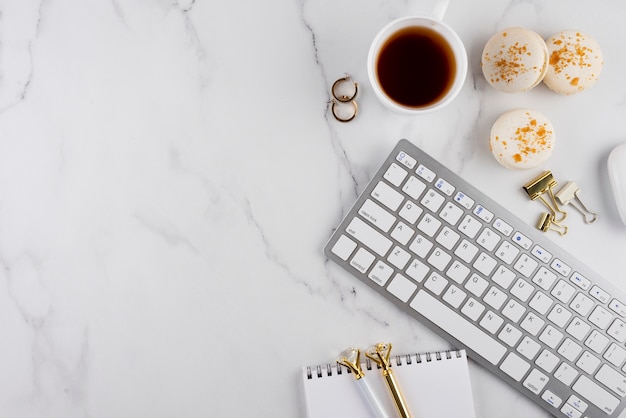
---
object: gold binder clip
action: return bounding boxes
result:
[523,171,568,223]
[537,213,569,235]
[366,342,413,418]
[555,181,598,224]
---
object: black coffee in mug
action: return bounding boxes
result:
[376,26,456,108]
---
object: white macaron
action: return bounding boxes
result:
[482,27,549,93]
[490,109,556,170]
[543,30,603,95]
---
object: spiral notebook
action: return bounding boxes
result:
[301,349,476,418]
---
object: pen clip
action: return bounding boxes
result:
[523,171,568,223]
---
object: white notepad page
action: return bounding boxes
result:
[301,349,476,418]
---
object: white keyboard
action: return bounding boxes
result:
[324,139,626,418]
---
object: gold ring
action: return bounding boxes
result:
[331,99,358,123]
[331,75,358,102]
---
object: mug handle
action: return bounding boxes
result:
[431,0,449,20]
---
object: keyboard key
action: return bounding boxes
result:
[424,272,448,296]
[473,252,497,276]
[390,221,415,245]
[350,248,375,273]
[387,246,411,269]
[585,329,610,354]
[551,280,576,303]
[396,150,416,169]
[402,176,427,200]
[368,260,394,286]
[604,343,626,367]
[609,299,626,317]
[473,204,494,223]
[435,226,460,250]
[421,189,445,212]
[416,164,435,182]
[500,352,530,381]
[445,260,470,284]
[566,394,588,413]
[531,244,552,263]
[454,191,474,209]
[589,306,612,329]
[406,259,429,283]
[529,292,553,315]
[492,266,516,289]
[410,290,507,365]
[427,248,452,271]
[454,239,479,263]
[531,267,557,291]
[461,297,485,321]
[590,285,610,304]
[512,231,532,250]
[566,317,592,341]
[558,338,582,362]
[442,285,467,309]
[596,364,626,397]
[523,368,549,394]
[514,255,539,278]
[498,323,523,347]
[542,390,562,408]
[483,286,507,310]
[383,163,408,187]
[435,177,455,196]
[476,227,500,251]
[502,298,526,323]
[494,241,519,265]
[511,278,535,302]
[493,218,513,236]
[346,217,392,256]
[517,336,542,360]
[521,312,545,336]
[539,325,563,349]
[607,318,626,343]
[560,404,582,418]
[387,274,417,303]
[535,349,560,373]
[551,258,572,277]
[479,310,504,334]
[398,200,423,224]
[359,199,396,232]
[458,214,482,239]
[576,351,601,374]
[371,181,404,211]
[417,213,442,237]
[331,235,356,260]
[547,304,572,328]
[570,293,594,316]
[572,375,620,414]
[439,202,464,225]
[408,234,433,258]
[555,362,578,385]
[465,273,489,297]
[570,271,591,290]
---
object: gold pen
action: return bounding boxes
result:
[365,342,412,418]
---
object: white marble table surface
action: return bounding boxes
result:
[2,0,626,417]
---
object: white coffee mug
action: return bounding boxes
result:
[367,2,467,114]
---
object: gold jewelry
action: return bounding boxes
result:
[331,74,359,102]
[331,99,358,123]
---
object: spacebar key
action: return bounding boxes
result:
[410,290,507,365]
